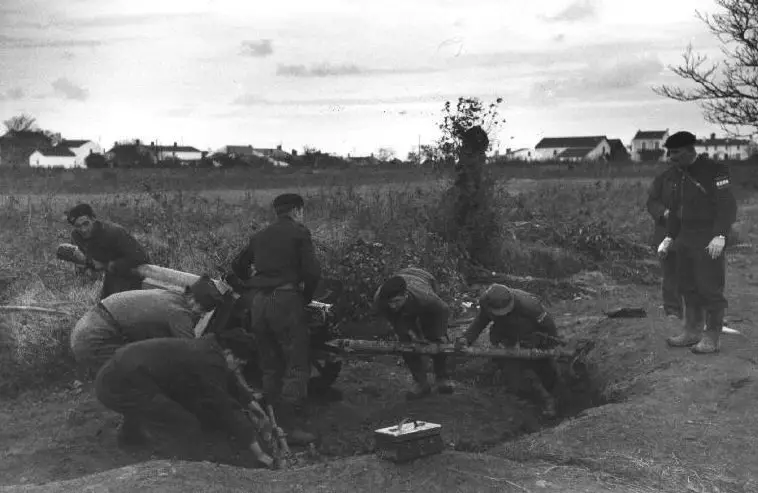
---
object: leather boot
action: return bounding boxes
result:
[666,300,703,347]
[691,308,722,354]
[275,401,316,445]
[404,357,432,400]
[432,354,454,394]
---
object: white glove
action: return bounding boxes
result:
[706,236,726,259]
[657,237,673,258]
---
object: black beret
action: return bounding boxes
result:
[67,203,95,224]
[663,131,697,149]
[378,276,407,300]
[461,125,489,153]
[188,274,224,311]
[273,193,305,215]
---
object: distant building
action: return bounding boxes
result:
[533,136,611,162]
[502,148,533,161]
[29,145,80,168]
[695,133,752,161]
[630,130,669,162]
[0,130,53,168]
[59,139,102,167]
[347,153,380,166]
[149,142,203,162]
[607,139,631,162]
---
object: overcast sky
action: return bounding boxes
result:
[0,0,727,157]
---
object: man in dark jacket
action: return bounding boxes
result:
[647,162,684,318]
[70,275,224,373]
[373,267,454,399]
[95,331,274,468]
[658,131,738,354]
[68,203,150,300]
[455,284,563,417]
[229,193,321,445]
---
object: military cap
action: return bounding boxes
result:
[67,203,95,224]
[188,274,224,311]
[272,193,305,215]
[377,276,407,301]
[480,284,515,317]
[663,131,697,149]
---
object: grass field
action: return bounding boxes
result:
[1,163,757,492]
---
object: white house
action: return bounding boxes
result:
[695,133,752,160]
[502,148,533,161]
[630,130,669,162]
[59,139,102,166]
[150,143,203,162]
[29,146,80,168]
[533,136,610,162]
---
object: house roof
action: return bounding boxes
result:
[696,138,750,147]
[633,130,667,140]
[535,136,607,149]
[557,147,594,159]
[152,145,201,153]
[608,139,629,153]
[60,139,91,148]
[224,145,255,155]
[36,146,75,157]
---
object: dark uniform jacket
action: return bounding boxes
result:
[230,216,321,304]
[100,337,255,445]
[373,268,450,340]
[646,166,680,248]
[665,156,738,246]
[463,288,560,349]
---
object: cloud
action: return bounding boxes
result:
[0,87,25,101]
[543,0,598,22]
[52,78,89,101]
[240,39,273,57]
[276,62,365,77]
[231,92,458,107]
[0,34,103,49]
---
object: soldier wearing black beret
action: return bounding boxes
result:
[228,192,322,445]
[657,131,738,354]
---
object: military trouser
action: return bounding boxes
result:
[394,314,450,382]
[676,239,728,312]
[99,272,144,301]
[660,251,683,318]
[248,288,310,427]
[70,304,127,374]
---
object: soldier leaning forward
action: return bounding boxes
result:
[95,331,274,468]
[646,162,684,319]
[229,193,322,445]
[658,131,738,354]
[70,275,224,373]
[373,267,454,400]
[455,284,563,418]
[67,203,151,300]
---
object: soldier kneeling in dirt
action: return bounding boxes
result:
[95,331,275,468]
[70,275,224,374]
[373,267,454,399]
[455,284,563,418]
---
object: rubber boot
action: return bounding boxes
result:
[691,308,722,354]
[666,301,703,347]
[404,356,432,400]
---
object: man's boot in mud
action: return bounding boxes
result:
[432,354,454,395]
[404,356,432,400]
[666,301,703,347]
[277,401,317,446]
[691,308,723,354]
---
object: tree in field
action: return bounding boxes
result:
[3,114,38,132]
[653,0,758,135]
[436,97,505,164]
[375,147,396,161]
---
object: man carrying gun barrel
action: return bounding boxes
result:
[228,193,321,445]
[373,267,454,400]
[455,284,563,417]
[67,203,150,300]
[95,330,274,468]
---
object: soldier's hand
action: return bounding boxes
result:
[454,336,469,351]
[90,259,107,271]
[657,237,672,259]
[663,209,670,219]
[706,235,726,259]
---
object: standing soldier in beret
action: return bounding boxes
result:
[67,203,150,300]
[455,284,563,417]
[373,267,454,399]
[228,193,322,445]
[657,131,738,354]
[647,157,684,319]
[70,275,224,374]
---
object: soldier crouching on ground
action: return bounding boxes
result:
[455,284,563,418]
[70,274,224,374]
[95,330,275,468]
[373,267,454,400]
[228,193,321,445]
[658,131,738,354]
[67,203,150,300]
